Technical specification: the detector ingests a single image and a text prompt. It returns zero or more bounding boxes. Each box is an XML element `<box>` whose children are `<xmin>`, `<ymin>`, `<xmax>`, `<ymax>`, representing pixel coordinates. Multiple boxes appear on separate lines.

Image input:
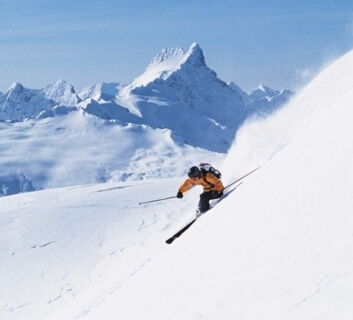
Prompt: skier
<box><xmin>177</xmin><ymin>165</ymin><xmax>224</xmax><ymax>214</ymax></box>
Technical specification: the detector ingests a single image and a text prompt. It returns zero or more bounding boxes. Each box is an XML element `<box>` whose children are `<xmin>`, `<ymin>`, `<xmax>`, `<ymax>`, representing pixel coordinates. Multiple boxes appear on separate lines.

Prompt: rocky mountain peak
<box><xmin>44</xmin><ymin>80</ymin><xmax>81</xmax><ymax>106</ymax></box>
<box><xmin>180</xmin><ymin>43</ymin><xmax>206</xmax><ymax>68</ymax></box>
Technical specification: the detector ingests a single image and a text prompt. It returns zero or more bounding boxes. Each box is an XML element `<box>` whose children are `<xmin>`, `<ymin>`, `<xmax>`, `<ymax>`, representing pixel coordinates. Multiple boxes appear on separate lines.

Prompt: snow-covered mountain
<box><xmin>0</xmin><ymin>83</ymin><xmax>54</xmax><ymax>121</ymax></box>
<box><xmin>229</xmin><ymin>82</ymin><xmax>294</xmax><ymax>115</ymax></box>
<box><xmin>0</xmin><ymin>44</ymin><xmax>292</xmax><ymax>196</ymax></box>
<box><xmin>249</xmin><ymin>84</ymin><xmax>280</xmax><ymax>101</ymax></box>
<box><xmin>247</xmin><ymin>85</ymin><xmax>294</xmax><ymax>115</ymax></box>
<box><xmin>0</xmin><ymin>80</ymin><xmax>80</xmax><ymax>121</ymax></box>
<box><xmin>85</xmin><ymin>43</ymin><xmax>250</xmax><ymax>152</ymax></box>
<box><xmin>1</xmin><ymin>47</ymin><xmax>353</xmax><ymax>320</ymax></box>
<box><xmin>44</xmin><ymin>79</ymin><xmax>81</xmax><ymax>107</ymax></box>
<box><xmin>0</xmin><ymin>44</ymin><xmax>291</xmax><ymax>151</ymax></box>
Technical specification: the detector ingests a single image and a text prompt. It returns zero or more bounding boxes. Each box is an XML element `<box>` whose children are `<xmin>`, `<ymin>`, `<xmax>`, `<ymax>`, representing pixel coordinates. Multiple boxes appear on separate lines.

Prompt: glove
<box><xmin>177</xmin><ymin>191</ymin><xmax>183</xmax><ymax>199</ymax></box>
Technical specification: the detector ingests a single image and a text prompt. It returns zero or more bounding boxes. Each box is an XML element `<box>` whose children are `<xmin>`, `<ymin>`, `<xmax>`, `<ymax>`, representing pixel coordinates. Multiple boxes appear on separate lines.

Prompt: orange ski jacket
<box><xmin>178</xmin><ymin>172</ymin><xmax>224</xmax><ymax>194</ymax></box>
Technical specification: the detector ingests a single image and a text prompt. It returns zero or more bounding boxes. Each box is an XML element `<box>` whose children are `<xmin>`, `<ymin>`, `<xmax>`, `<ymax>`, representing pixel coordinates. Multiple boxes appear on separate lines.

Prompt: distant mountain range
<box><xmin>0</xmin><ymin>43</ymin><xmax>293</xmax><ymax>152</ymax></box>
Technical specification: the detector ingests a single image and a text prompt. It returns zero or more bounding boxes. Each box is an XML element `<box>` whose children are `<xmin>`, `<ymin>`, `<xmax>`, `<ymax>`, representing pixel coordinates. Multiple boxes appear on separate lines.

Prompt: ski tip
<box><xmin>166</xmin><ymin>236</ymin><xmax>176</xmax><ymax>244</ymax></box>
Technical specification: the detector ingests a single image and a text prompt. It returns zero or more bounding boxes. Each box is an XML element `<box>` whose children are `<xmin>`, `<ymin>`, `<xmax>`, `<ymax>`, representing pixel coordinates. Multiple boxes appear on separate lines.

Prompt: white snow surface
<box><xmin>0</xmin><ymin>110</ymin><xmax>220</xmax><ymax>193</ymax></box>
<box><xmin>131</xmin><ymin>46</ymin><xmax>186</xmax><ymax>88</ymax></box>
<box><xmin>1</xmin><ymin>48</ymin><xmax>353</xmax><ymax>320</ymax></box>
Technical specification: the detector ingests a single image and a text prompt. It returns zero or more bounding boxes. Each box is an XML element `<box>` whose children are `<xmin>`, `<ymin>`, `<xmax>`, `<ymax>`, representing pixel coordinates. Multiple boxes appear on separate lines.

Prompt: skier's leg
<box><xmin>198</xmin><ymin>192</ymin><xmax>213</xmax><ymax>212</ymax></box>
<box><xmin>198</xmin><ymin>191</ymin><xmax>224</xmax><ymax>213</ymax></box>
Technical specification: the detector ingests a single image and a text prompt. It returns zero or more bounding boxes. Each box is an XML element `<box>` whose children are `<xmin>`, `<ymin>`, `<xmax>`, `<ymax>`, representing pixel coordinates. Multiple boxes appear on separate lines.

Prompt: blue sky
<box><xmin>1</xmin><ymin>0</ymin><xmax>353</xmax><ymax>93</ymax></box>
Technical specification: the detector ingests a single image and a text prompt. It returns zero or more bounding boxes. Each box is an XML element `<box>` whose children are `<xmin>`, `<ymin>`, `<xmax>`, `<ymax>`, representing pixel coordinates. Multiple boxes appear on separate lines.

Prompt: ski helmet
<box><xmin>188</xmin><ymin>166</ymin><xmax>202</xmax><ymax>179</ymax></box>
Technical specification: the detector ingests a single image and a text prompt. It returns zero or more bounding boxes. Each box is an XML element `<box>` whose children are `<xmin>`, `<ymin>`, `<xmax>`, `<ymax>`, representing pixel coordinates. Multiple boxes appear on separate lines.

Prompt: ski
<box><xmin>165</xmin><ymin>218</ymin><xmax>197</xmax><ymax>244</ymax></box>
<box><xmin>165</xmin><ymin>182</ymin><xmax>242</xmax><ymax>244</ymax></box>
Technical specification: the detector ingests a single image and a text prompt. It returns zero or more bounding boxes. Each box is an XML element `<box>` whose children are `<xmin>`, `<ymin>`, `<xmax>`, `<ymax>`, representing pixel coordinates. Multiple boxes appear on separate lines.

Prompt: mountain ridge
<box><xmin>0</xmin><ymin>44</ymin><xmax>293</xmax><ymax>149</ymax></box>
<box><xmin>0</xmin><ymin>43</ymin><xmax>293</xmax><ymax>195</ymax></box>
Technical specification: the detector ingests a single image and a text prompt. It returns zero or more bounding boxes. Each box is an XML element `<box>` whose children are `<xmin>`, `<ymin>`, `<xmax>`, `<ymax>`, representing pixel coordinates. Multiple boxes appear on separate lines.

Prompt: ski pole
<box><xmin>223</xmin><ymin>166</ymin><xmax>260</xmax><ymax>191</ymax></box>
<box><xmin>139</xmin><ymin>195</ymin><xmax>176</xmax><ymax>205</ymax></box>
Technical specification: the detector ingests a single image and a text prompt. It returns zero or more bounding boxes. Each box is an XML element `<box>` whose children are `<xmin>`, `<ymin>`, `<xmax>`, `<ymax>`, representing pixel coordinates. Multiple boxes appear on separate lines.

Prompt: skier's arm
<box><xmin>178</xmin><ymin>178</ymin><xmax>195</xmax><ymax>194</ymax></box>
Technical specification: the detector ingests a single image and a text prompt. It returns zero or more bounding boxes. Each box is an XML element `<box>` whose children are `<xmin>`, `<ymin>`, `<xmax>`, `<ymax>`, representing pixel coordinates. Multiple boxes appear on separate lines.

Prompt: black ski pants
<box><xmin>198</xmin><ymin>190</ymin><xmax>223</xmax><ymax>213</ymax></box>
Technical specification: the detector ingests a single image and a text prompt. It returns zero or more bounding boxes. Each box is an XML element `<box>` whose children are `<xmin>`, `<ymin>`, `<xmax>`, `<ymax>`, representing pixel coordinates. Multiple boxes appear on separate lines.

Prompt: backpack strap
<box><xmin>202</xmin><ymin>173</ymin><xmax>215</xmax><ymax>189</ymax></box>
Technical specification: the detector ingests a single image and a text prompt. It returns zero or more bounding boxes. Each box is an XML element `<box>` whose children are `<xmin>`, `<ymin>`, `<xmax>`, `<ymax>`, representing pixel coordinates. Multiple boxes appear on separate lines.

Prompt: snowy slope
<box><xmin>2</xmin><ymin>48</ymin><xmax>353</xmax><ymax>320</ymax></box>
<box><xmin>0</xmin><ymin>110</ymin><xmax>221</xmax><ymax>195</ymax></box>
<box><xmin>0</xmin><ymin>179</ymin><xmax>186</xmax><ymax>319</ymax></box>
<box><xmin>126</xmin><ymin>46</ymin><xmax>186</xmax><ymax>88</ymax></box>
<box><xmin>76</xmin><ymin>82</ymin><xmax>122</xmax><ymax>102</ymax></box>
<box><xmin>80</xmin><ymin>48</ymin><xmax>353</xmax><ymax>319</ymax></box>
